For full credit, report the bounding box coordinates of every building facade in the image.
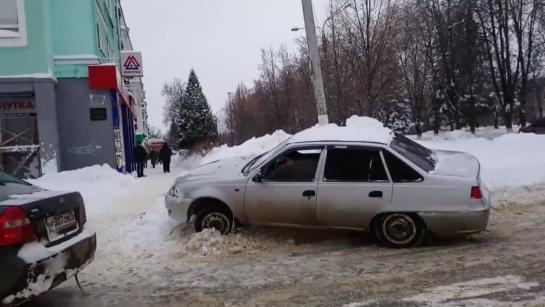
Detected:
[0,0,148,178]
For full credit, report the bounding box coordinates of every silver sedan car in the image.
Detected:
[166,132,490,248]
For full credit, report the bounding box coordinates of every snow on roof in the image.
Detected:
[290,116,393,144]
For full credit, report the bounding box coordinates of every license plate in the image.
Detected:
[45,211,79,241]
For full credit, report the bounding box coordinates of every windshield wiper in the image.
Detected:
[241,154,263,175]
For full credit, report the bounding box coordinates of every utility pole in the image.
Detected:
[301,0,329,125]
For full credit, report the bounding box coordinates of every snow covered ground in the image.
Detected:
[25,117,545,306]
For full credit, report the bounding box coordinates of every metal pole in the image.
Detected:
[301,0,329,125]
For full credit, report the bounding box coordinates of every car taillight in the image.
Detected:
[0,207,36,247]
[79,205,87,226]
[471,186,483,200]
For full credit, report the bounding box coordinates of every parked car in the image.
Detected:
[165,129,490,248]
[519,118,545,134]
[0,172,96,304]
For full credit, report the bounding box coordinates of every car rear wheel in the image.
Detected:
[194,207,233,235]
[374,213,426,248]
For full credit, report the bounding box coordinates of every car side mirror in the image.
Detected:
[253,170,263,183]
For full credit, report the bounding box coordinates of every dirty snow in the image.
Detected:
[403,275,539,304]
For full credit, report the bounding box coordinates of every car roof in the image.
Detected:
[288,123,393,145]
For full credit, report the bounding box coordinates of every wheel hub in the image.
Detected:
[201,212,230,234]
[382,214,417,245]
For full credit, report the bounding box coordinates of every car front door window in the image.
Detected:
[262,148,322,182]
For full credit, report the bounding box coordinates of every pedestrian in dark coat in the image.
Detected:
[149,150,158,168]
[134,141,148,177]
[159,143,172,173]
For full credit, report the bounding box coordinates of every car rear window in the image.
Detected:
[389,134,436,172]
[382,150,423,182]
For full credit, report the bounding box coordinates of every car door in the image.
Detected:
[244,146,324,226]
[316,145,393,230]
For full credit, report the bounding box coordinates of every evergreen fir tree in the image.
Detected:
[177,69,218,149]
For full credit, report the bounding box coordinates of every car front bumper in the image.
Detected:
[418,209,490,237]
[1,230,97,304]
[165,194,192,222]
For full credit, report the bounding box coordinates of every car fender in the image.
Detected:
[186,185,245,221]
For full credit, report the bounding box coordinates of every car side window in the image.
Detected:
[382,149,423,182]
[324,147,388,182]
[262,147,322,182]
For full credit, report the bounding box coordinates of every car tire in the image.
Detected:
[194,206,233,235]
[373,213,426,248]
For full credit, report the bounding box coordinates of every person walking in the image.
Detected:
[134,141,148,177]
[159,143,172,173]
[149,150,158,168]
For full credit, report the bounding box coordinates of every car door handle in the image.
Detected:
[302,190,316,199]
[369,191,383,198]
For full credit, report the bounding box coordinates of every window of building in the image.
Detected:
[0,0,27,46]
[262,147,322,182]
[324,147,388,182]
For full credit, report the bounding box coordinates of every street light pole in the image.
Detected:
[301,0,329,125]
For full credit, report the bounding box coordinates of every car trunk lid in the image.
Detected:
[1,190,86,247]
[431,150,481,180]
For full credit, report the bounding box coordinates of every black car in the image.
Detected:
[519,118,545,134]
[0,171,96,304]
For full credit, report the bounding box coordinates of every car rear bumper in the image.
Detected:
[1,231,96,305]
[418,209,490,237]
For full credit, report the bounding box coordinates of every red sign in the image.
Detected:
[0,101,36,114]
[89,65,119,90]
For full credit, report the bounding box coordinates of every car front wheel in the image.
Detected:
[195,207,233,235]
[374,213,426,248]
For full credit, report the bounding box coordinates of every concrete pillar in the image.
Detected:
[34,80,61,173]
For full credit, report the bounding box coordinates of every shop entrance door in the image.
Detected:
[0,100,40,178]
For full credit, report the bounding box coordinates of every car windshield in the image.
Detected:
[390,133,436,172]
[242,137,292,176]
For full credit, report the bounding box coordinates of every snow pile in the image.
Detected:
[181,229,226,256]
[174,130,291,171]
[202,130,290,164]
[27,164,136,216]
[429,133,545,188]
[176,228,296,259]
[177,116,392,173]
[291,116,392,144]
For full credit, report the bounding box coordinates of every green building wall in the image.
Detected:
[0,0,122,79]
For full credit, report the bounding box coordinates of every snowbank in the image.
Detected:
[291,116,393,144]
[420,133,545,189]
[178,117,545,205]
[177,116,392,173]
[27,164,136,216]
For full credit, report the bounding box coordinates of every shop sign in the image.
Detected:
[0,100,36,114]
[121,51,143,77]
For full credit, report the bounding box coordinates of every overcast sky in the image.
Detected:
[122,0,328,131]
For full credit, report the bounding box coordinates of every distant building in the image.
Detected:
[0,0,148,178]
